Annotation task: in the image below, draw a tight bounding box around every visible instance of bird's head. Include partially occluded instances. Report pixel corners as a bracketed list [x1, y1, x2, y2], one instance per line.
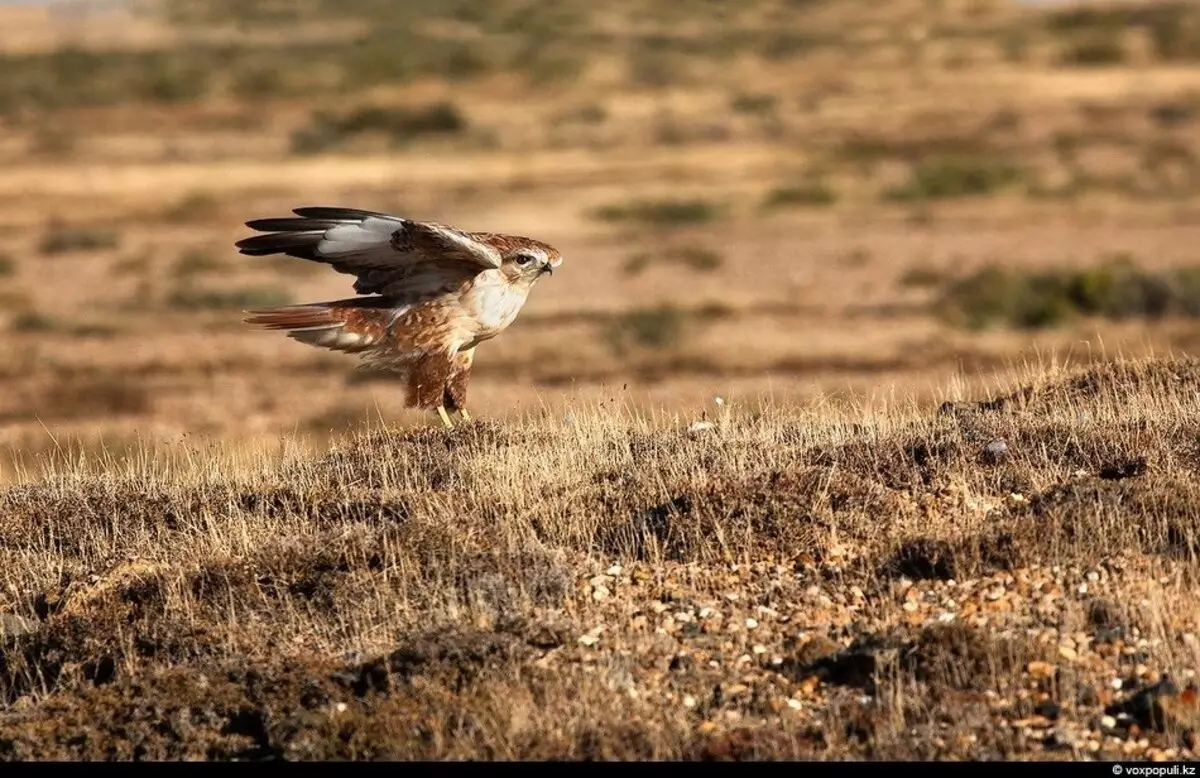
[498, 238, 562, 287]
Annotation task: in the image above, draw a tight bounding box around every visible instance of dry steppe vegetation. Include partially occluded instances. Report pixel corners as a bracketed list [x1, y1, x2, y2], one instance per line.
[3, 0, 1200, 460]
[3, 0, 1200, 760]
[3, 356, 1200, 759]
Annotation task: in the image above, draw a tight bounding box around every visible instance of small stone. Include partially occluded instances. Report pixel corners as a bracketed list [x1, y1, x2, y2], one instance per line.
[1058, 645, 1078, 662]
[606, 564, 623, 577]
[752, 644, 767, 655]
[592, 586, 610, 601]
[683, 695, 697, 709]
[578, 634, 599, 647]
[335, 702, 347, 714]
[787, 698, 803, 710]
[983, 439, 1009, 463]
[745, 618, 758, 630]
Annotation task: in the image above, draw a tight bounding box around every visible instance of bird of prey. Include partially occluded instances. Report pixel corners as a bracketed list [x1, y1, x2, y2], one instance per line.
[235, 207, 562, 428]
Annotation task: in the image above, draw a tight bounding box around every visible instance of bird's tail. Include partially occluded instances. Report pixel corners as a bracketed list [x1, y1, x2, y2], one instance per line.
[244, 298, 395, 353]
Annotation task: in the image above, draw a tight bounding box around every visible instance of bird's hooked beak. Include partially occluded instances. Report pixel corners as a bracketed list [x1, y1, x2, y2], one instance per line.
[539, 262, 554, 277]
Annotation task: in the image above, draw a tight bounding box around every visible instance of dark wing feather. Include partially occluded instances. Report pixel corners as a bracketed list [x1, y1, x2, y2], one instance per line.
[234, 207, 502, 299]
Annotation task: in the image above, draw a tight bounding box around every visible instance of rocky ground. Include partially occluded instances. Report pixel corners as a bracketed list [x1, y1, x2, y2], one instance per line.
[2, 358, 1200, 760]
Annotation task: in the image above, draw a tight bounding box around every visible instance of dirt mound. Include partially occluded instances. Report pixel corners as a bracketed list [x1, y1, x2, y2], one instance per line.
[943, 356, 1200, 416]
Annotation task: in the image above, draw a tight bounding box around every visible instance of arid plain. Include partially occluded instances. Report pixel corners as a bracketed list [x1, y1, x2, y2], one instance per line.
[2, 0, 1200, 760]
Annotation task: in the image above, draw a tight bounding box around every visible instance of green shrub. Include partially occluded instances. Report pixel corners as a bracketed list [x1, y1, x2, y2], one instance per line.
[606, 305, 687, 351]
[939, 258, 1200, 330]
[11, 311, 59, 333]
[591, 199, 721, 227]
[39, 222, 120, 255]
[623, 246, 725, 276]
[729, 92, 777, 114]
[291, 101, 468, 154]
[885, 156, 1023, 201]
[762, 181, 838, 209]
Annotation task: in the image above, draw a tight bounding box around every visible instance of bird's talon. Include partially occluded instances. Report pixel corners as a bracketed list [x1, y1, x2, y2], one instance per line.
[437, 406, 455, 429]
[457, 409, 472, 423]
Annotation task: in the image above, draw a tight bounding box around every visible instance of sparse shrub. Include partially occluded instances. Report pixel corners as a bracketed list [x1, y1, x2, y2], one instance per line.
[623, 246, 725, 276]
[901, 265, 947, 288]
[39, 221, 120, 255]
[628, 49, 687, 88]
[41, 375, 151, 419]
[939, 258, 1200, 329]
[885, 156, 1023, 201]
[762, 181, 838, 209]
[591, 198, 720, 227]
[729, 92, 777, 114]
[168, 286, 292, 310]
[842, 248, 871, 268]
[291, 102, 468, 155]
[606, 304, 687, 352]
[113, 254, 151, 276]
[1060, 35, 1127, 66]
[161, 191, 221, 223]
[623, 253, 652, 276]
[172, 249, 227, 278]
[11, 311, 58, 333]
[1149, 100, 1198, 128]
[760, 31, 818, 60]
[676, 247, 723, 272]
[229, 65, 288, 99]
[563, 102, 607, 125]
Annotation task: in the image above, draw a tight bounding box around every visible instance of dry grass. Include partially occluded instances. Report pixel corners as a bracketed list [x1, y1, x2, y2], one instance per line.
[3, 0, 1200, 759]
[2, 357, 1200, 759]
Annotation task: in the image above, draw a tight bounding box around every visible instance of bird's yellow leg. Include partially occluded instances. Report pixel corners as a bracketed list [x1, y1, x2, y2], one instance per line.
[437, 406, 455, 429]
[457, 408, 472, 423]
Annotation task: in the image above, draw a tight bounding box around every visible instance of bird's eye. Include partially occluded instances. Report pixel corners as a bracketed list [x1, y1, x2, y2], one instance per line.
[513, 254, 534, 265]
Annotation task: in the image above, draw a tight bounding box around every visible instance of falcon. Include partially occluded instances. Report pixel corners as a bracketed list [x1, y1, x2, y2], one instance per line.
[235, 207, 562, 428]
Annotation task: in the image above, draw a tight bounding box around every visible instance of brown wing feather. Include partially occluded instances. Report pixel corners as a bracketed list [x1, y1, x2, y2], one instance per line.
[244, 299, 394, 353]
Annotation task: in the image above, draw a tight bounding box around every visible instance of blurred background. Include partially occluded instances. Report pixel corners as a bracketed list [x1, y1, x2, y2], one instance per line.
[1, 0, 1200, 457]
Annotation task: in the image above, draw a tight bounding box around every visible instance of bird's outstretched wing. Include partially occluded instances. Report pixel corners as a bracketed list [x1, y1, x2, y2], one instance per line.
[235, 207, 502, 300]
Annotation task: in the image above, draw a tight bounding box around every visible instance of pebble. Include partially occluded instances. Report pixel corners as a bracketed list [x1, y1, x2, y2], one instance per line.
[745, 618, 758, 630]
[606, 564, 623, 577]
[683, 695, 696, 709]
